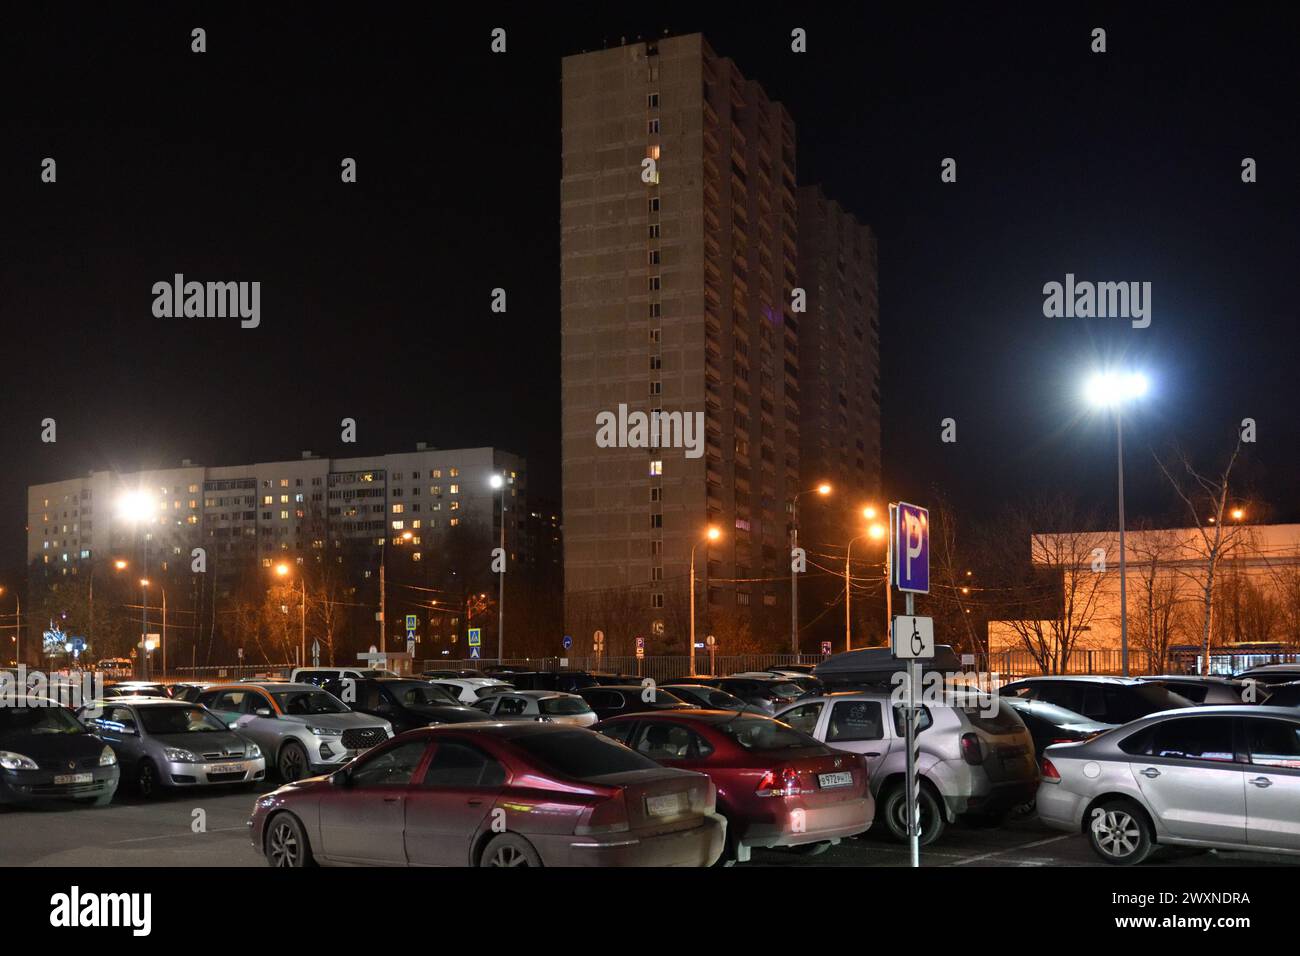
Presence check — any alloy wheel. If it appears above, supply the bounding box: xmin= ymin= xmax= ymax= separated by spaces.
xmin=278 ymin=745 xmax=306 ymax=781
xmin=489 ymin=844 xmax=531 ymax=867
xmin=268 ymin=821 xmax=301 ymax=867
xmin=1092 ymin=809 xmax=1141 ymax=858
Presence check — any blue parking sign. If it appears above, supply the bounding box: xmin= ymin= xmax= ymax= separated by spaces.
xmin=892 ymin=502 xmax=930 ymax=593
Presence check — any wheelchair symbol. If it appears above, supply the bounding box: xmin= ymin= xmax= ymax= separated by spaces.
xmin=910 ymin=620 xmax=925 ymax=657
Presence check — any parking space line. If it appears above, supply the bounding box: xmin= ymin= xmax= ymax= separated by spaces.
xmin=107 ymin=825 xmax=248 ymax=846
xmin=948 ymin=833 xmax=1074 ymax=865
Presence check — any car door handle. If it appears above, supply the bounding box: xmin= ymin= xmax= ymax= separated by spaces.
xmin=1139 ymin=767 xmax=1161 ymax=778
xmin=1250 ymin=777 xmax=1273 ymax=788
xmin=466 ymin=799 xmax=484 ymax=807
xmin=864 ymin=752 xmax=881 ymax=758
xmin=383 ymin=796 xmax=400 ymax=803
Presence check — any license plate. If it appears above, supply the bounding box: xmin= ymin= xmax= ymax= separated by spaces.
xmin=208 ymin=763 xmax=246 ymax=775
xmin=53 ymin=773 xmax=93 ymax=785
xmin=818 ymin=771 xmax=853 ymax=789
xmin=646 ymin=792 xmax=688 ymax=817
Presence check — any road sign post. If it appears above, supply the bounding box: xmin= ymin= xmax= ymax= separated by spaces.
xmin=889 ymin=501 xmax=930 ymax=869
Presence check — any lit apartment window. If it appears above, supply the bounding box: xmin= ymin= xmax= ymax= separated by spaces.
xmin=449 ymin=468 xmax=459 ymax=477
xmin=431 ymin=469 xmax=442 ymax=478
xmin=647 ymin=144 xmax=660 ymax=160
xmin=392 ymin=504 xmax=405 ymax=514
xmin=280 ymin=495 xmax=289 ymax=504
xmin=649 ymin=460 xmax=663 ymax=476
xmin=450 ymin=518 xmax=460 ymax=527
xmin=279 ymin=479 xmax=289 ymax=487
xmin=449 ymin=484 xmax=459 ymax=494
xmin=280 ymin=510 xmax=289 ymax=520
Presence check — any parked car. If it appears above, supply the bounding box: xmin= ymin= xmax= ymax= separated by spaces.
xmin=498 ymin=670 xmax=599 ymax=693
xmin=661 ymin=683 xmax=768 ymax=714
xmin=78 ymin=698 xmax=266 ymax=797
xmin=250 ymin=723 xmax=725 ymax=866
xmin=729 ymin=671 xmax=824 ymax=696
xmin=1001 ymin=696 xmax=1116 ymax=758
xmin=197 ymin=682 xmax=392 ymax=781
xmin=770 ymin=664 xmax=817 ymax=676
xmin=776 ymin=690 xmax=1038 ymax=844
xmin=169 ymin=682 xmax=215 ymax=703
xmin=1000 ymin=676 xmax=1195 ymax=724
xmin=471 ymin=690 xmax=598 ymax=727
xmin=426 ymin=677 xmax=514 ymax=704
xmin=597 ymin=710 xmax=873 ymax=863
xmin=1262 ymin=682 xmax=1300 ymax=708
xmin=322 ymin=678 xmax=484 ymax=733
xmin=1038 ymin=706 xmax=1300 ymax=864
xmin=586 ymin=672 xmax=642 ymax=686
xmin=290 ymin=667 xmax=398 ymax=686
xmin=421 ymin=669 xmax=487 ymax=679
xmin=1137 ymin=675 xmax=1253 ymax=705
xmin=102 ymin=681 xmax=172 ymax=699
xmin=0 ymin=696 xmax=120 ymax=808
xmin=577 ymin=685 xmax=697 ymax=721
xmin=697 ymin=676 xmax=808 ymax=715
xmin=1235 ymin=664 xmax=1300 ymax=687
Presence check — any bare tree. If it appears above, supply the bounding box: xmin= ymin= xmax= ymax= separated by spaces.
xmin=1127 ymin=525 xmax=1187 ymax=673
xmin=1155 ymin=438 xmax=1250 ymax=672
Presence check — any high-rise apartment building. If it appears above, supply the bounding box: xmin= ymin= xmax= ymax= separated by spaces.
xmin=561 ymin=35 xmax=801 ymax=652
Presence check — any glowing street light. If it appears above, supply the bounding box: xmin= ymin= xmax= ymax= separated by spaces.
xmin=489 ymin=472 xmax=507 ymax=663
xmin=1084 ymin=368 xmax=1151 ymax=676
xmin=846 ymin=511 xmax=887 ymax=652
xmin=690 ymin=526 xmax=722 ymax=676
xmin=1231 ymin=508 xmax=1245 ymax=521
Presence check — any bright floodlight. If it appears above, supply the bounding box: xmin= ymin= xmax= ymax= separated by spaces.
xmin=863 ymin=506 xmax=876 ymax=520
xmin=868 ymin=523 xmax=886 ymax=540
xmin=275 ymin=563 xmax=290 ymax=577
xmin=1085 ymin=371 xmax=1148 ymax=407
xmin=705 ymin=526 xmax=721 ymax=541
xmin=489 ymin=474 xmax=504 ymax=489
xmin=116 ymin=491 xmax=153 ymax=523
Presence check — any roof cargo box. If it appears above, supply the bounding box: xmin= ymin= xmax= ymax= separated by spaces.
xmin=813 ymin=645 xmax=963 ymax=686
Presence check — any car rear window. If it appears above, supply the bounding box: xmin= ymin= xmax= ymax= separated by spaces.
xmin=963 ymin=701 xmax=1026 ymax=735
xmin=511 ymin=729 xmax=660 ymax=779
xmin=717 ymin=716 xmax=825 ymax=751
xmin=540 ymin=696 xmax=593 ymax=716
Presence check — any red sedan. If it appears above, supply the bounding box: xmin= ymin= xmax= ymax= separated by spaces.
xmin=596 ymin=710 xmax=874 ymax=864
xmin=249 ymin=722 xmax=725 ymax=867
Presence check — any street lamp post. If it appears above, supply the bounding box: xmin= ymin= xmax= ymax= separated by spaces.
xmin=0 ymin=588 xmax=17 ymax=667
xmin=490 ymin=474 xmax=506 ymax=664
xmin=690 ymin=527 xmax=721 ymax=676
xmin=845 ymin=508 xmax=886 ymax=652
xmin=276 ymin=563 xmax=306 ymax=668
xmin=1085 ymin=371 xmax=1148 ymax=677
xmin=790 ymin=483 xmax=832 ymax=658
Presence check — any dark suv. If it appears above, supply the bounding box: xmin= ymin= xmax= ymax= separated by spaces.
xmin=500 ymin=671 xmax=598 ymax=694
xmin=999 ymin=676 xmax=1193 ymax=724
xmin=696 ymin=676 xmax=808 ymax=715
xmin=321 ymin=677 xmax=482 ymax=734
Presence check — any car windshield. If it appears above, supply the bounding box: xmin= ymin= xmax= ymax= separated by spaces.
xmin=1009 ymin=699 xmax=1106 ymax=729
xmin=720 ymin=716 xmax=823 ymax=751
xmin=139 ymin=705 xmax=229 ymax=734
xmin=0 ymin=704 xmax=84 ymax=735
xmin=512 ymin=729 xmax=660 ymax=779
xmin=540 ymin=696 xmax=593 ymax=716
xmin=475 ymin=686 xmax=509 ymax=699
xmin=1132 ymin=683 xmax=1195 ymax=712
xmin=767 ymin=682 xmax=805 ymax=698
xmin=271 ymin=689 xmax=349 ymax=715
xmin=390 ymin=682 xmax=458 ymax=707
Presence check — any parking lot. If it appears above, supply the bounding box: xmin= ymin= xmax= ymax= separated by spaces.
xmin=3 ymin=781 xmax=1295 ymax=868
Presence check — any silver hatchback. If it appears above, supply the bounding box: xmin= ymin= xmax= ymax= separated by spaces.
xmin=79 ymin=697 xmax=266 ymax=798
xmin=1038 ymin=705 xmax=1300 ymax=864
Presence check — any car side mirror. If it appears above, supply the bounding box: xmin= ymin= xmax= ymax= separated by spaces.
xmin=255 ymin=708 xmax=273 ymax=718
xmin=330 ymin=768 xmax=351 ymax=788
xmin=228 ymin=722 xmax=240 ymax=730
xmin=120 ymin=725 xmax=138 ymax=736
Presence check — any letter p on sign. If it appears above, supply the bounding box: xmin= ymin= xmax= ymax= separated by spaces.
xmin=893 ymin=502 xmax=930 ymax=594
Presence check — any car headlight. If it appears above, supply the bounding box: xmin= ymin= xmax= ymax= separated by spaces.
xmin=247 ymin=743 xmax=262 ymax=759
xmin=308 ymin=726 xmax=343 ymax=736
xmin=0 ymin=751 xmax=40 ymax=771
xmin=163 ymin=747 xmax=199 ymax=763
xmin=99 ymin=746 xmax=117 ymax=767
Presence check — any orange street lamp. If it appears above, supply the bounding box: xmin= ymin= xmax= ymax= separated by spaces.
xmin=690 ymin=526 xmax=723 ymax=676
xmin=790 ymin=484 xmax=833 ymax=657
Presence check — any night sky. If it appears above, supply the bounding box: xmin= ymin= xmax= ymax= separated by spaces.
xmin=3 ymin=3 xmax=1297 ymax=574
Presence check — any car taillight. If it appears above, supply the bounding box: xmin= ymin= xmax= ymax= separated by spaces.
xmin=575 ymin=793 xmax=630 ymax=834
xmin=1040 ymin=757 xmax=1061 ymax=782
xmin=959 ymin=733 xmax=985 ymax=765
xmin=755 ymin=766 xmax=801 ymax=798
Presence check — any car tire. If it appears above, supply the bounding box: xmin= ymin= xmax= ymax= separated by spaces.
xmin=478 ymin=833 xmax=543 ymax=868
xmin=136 ymin=760 xmax=160 ymax=799
xmin=265 ymin=812 xmax=315 ymax=867
xmin=277 ymin=741 xmax=309 ymax=782
xmin=880 ymin=781 xmax=946 ymax=846
xmin=1087 ymin=798 xmax=1154 ymax=865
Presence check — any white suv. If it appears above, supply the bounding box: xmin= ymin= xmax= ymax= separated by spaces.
xmin=776 ymin=690 xmax=1038 ymax=844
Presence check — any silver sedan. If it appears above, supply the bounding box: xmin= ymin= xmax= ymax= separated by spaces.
xmin=1037 ymin=705 xmax=1300 ymax=864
